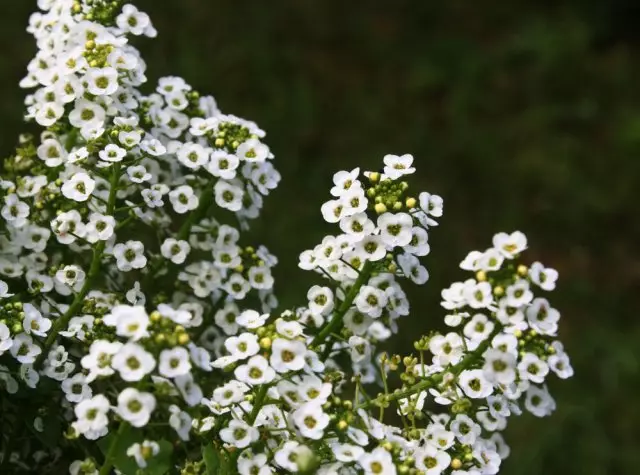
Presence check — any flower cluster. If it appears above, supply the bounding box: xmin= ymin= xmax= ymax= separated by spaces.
xmin=0 ymin=2 xmax=572 ymax=475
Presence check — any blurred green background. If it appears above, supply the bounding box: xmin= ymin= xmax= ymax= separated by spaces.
xmin=2 ymin=1 xmax=639 ymax=474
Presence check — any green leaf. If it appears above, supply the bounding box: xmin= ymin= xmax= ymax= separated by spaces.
xmin=202 ymin=444 xmax=219 ymax=475
xmin=98 ymin=428 xmax=173 ymax=475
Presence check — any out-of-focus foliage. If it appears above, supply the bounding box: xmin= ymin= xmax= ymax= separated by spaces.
xmin=1 ymin=1 xmax=638 ymax=473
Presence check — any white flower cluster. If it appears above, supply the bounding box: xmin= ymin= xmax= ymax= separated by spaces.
xmin=0 ymin=2 xmax=572 ymax=475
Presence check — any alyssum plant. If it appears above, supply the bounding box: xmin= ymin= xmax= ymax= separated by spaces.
xmin=0 ymin=1 xmax=573 ymax=474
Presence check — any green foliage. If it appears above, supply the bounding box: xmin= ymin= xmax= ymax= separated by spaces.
xmin=98 ymin=427 xmax=173 ymax=475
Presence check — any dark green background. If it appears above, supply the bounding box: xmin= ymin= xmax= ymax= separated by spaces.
xmin=2 ymin=1 xmax=639 ymax=474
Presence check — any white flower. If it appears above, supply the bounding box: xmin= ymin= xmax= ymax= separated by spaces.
xmin=355 ymin=235 xmax=387 ymax=261
xmin=482 ymin=348 xmax=517 ymax=385
xmin=159 ymin=347 xmax=192 ymax=378
xmin=529 ymin=261 xmax=559 ymax=291
xmin=22 ymin=303 xmax=51 ymax=337
xmin=236 ymin=309 xmax=269 ymax=329
xmin=169 ymin=185 xmax=199 ymax=214
xmin=9 ymin=333 xmax=41 ymax=364
xmin=548 ymin=351 xmax=574 ymax=379
xmin=85 ymin=213 xmax=115 ymax=243
xmin=383 ymin=153 xmax=415 ymax=179
xmin=160 ymin=238 xmax=190 ymax=264
xmin=207 ymin=151 xmax=239 ymax=179
xmin=62 ymin=172 xmax=95 ymax=202
xmin=463 ymin=313 xmax=494 ymax=344
xmin=419 ymin=192 xmax=444 ymax=218
xmin=61 ymin=373 xmax=92 ymax=404
xmin=397 ymin=252 xmax=429 ymax=284
xmin=86 ymin=67 xmax=119 ymax=96
xmin=0 ymin=322 xmax=12 ymax=354
xmin=214 ymin=180 xmax=244 ymax=212
xmin=220 ymin=420 xmax=259 ymax=448
xmin=307 ymin=285 xmax=334 ymax=316
xmin=450 ymin=414 xmax=481 ymax=445
xmin=169 ymin=404 xmax=192 ymax=441
xmin=414 ymin=445 xmax=451 ymax=475
xmin=270 ymin=338 xmax=306 ymax=373
xmin=358 ymin=447 xmax=396 ymax=475
xmin=320 ymin=199 xmax=344 ymax=223
xmin=225 ymin=333 xmax=260 ymax=360
xmin=330 ymin=168 xmax=361 ymax=197
xmin=177 ymin=142 xmax=209 ymax=169
xmin=55 ymin=265 xmax=86 ymax=289
xmin=2 ymin=194 xmax=30 ymax=228
xmin=235 ymin=355 xmax=275 ymax=385
xmin=117 ymin=4 xmax=152 ymax=36
xmin=236 ymin=138 xmax=269 ymax=162
xmin=341 ymin=188 xmax=368 ymax=216
xmin=117 ymin=387 xmax=156 ymax=427
xmin=493 ymin=231 xmax=527 ymax=258
xmin=119 ymin=130 xmax=142 ymax=148
xmin=355 ymin=285 xmax=388 ymax=319
xmin=429 ymin=333 xmax=464 ymax=366
xmin=113 ymin=240 xmax=147 ymax=271
xmin=81 ymin=340 xmax=123 ymax=382
xmin=459 ymin=369 xmax=493 ymax=399
xmin=0 ymin=280 xmax=13 ymax=299
xmin=463 ymin=281 xmax=493 ymax=309
xmin=127 ymin=165 xmax=152 ymax=183
xmin=111 ymin=343 xmax=156 ymax=381
xmin=98 ymin=144 xmax=127 ymax=163
xmin=526 ymin=298 xmax=560 ymax=336
xmin=333 ymin=443 xmax=365 ymax=463
xmin=127 ymin=440 xmax=160 ymax=469
xmin=37 ymin=138 xmax=66 ymax=167
xmin=74 ymin=395 xmax=110 ymax=434
xmin=517 ymin=353 xmax=549 ymax=384
xmin=69 ymin=99 xmax=105 ymax=130
xmin=292 ymin=402 xmax=330 ymax=439
xmin=377 ymin=212 xmax=413 ymax=248
xmin=505 ymin=279 xmax=533 ymax=307
xmin=524 ymin=385 xmax=556 ymax=417
xmin=103 ymin=305 xmax=150 ymax=341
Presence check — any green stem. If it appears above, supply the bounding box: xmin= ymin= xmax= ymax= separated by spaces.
xmin=177 ymin=179 xmax=215 ymax=241
xmin=36 ymin=164 xmax=121 ymax=368
xmin=98 ymin=421 xmax=129 ymax=475
xmin=312 ymin=261 xmax=373 ymax=355
xmin=356 ymin=327 xmax=500 ymax=410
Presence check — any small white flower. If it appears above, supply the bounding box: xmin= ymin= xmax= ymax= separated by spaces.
xmin=74 ymin=395 xmax=110 ymax=434
xmin=55 ymin=265 xmax=86 ymax=289
xmin=85 ymin=213 xmax=115 ymax=243
xmin=207 ymin=151 xmax=240 ymax=179
xmin=236 ymin=138 xmax=269 ymax=162
xmin=98 ymin=144 xmax=127 ymax=163
xmin=1 ymin=195 xmax=30 ymax=228
xmin=161 ymin=238 xmax=190 ymax=264
xmin=383 ymin=153 xmax=415 ymax=179
xmin=518 ymin=352 xmax=549 ymax=384
xmin=117 ymin=4 xmax=152 ymax=36
xmin=127 ymin=165 xmax=152 ymax=183
xmin=169 ymin=185 xmax=199 ymax=214
xmin=358 ymin=447 xmax=396 ymax=475
xmin=117 ymin=387 xmax=156 ymax=427
xmin=270 ymin=338 xmax=306 ymax=373
xmin=127 ymin=440 xmax=160 ymax=469
xmin=177 ymin=142 xmax=210 ymax=169
xmin=529 ymin=261 xmax=559 ymax=291
xmin=330 ymin=168 xmax=361 ymax=197
xmin=493 ymin=231 xmax=527 ymax=258
xmin=113 ymin=240 xmax=147 ymax=271
xmin=86 ymin=67 xmax=119 ymax=96
xmin=459 ymin=369 xmax=493 ymax=399
xmin=414 ymin=445 xmax=451 ymax=475
xmin=307 ymin=285 xmax=334 ymax=316
xmin=429 ymin=332 xmax=464 ymax=366
xmin=111 ymin=343 xmax=156 ymax=381
xmin=235 ymin=355 xmax=275 ymax=385
xmin=103 ymin=305 xmax=150 ymax=341
xmin=220 ymin=420 xmax=258 ymax=448
xmin=236 ymin=309 xmax=268 ymax=329
xmin=355 ymin=285 xmax=388 ymax=319
xmin=69 ymin=99 xmax=105 ymax=131
xmin=214 ymin=180 xmax=244 ymax=212
xmin=292 ymin=402 xmax=330 ymax=439
xmin=377 ymin=212 xmax=413 ymax=248
xmin=159 ymin=347 xmax=192 ymax=378
xmin=62 ymin=172 xmax=95 ymax=202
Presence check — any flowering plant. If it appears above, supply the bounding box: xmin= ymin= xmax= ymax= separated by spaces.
xmin=0 ymin=1 xmax=573 ymax=474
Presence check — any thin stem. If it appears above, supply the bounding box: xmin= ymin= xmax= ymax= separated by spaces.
xmin=356 ymin=327 xmax=500 ymax=410
xmin=36 ymin=164 xmax=121 ymax=367
xmin=98 ymin=421 xmax=129 ymax=475
xmin=312 ymin=260 xmax=373 ymax=355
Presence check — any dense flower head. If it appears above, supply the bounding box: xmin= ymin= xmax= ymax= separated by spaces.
xmin=0 ymin=1 xmax=572 ymax=475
